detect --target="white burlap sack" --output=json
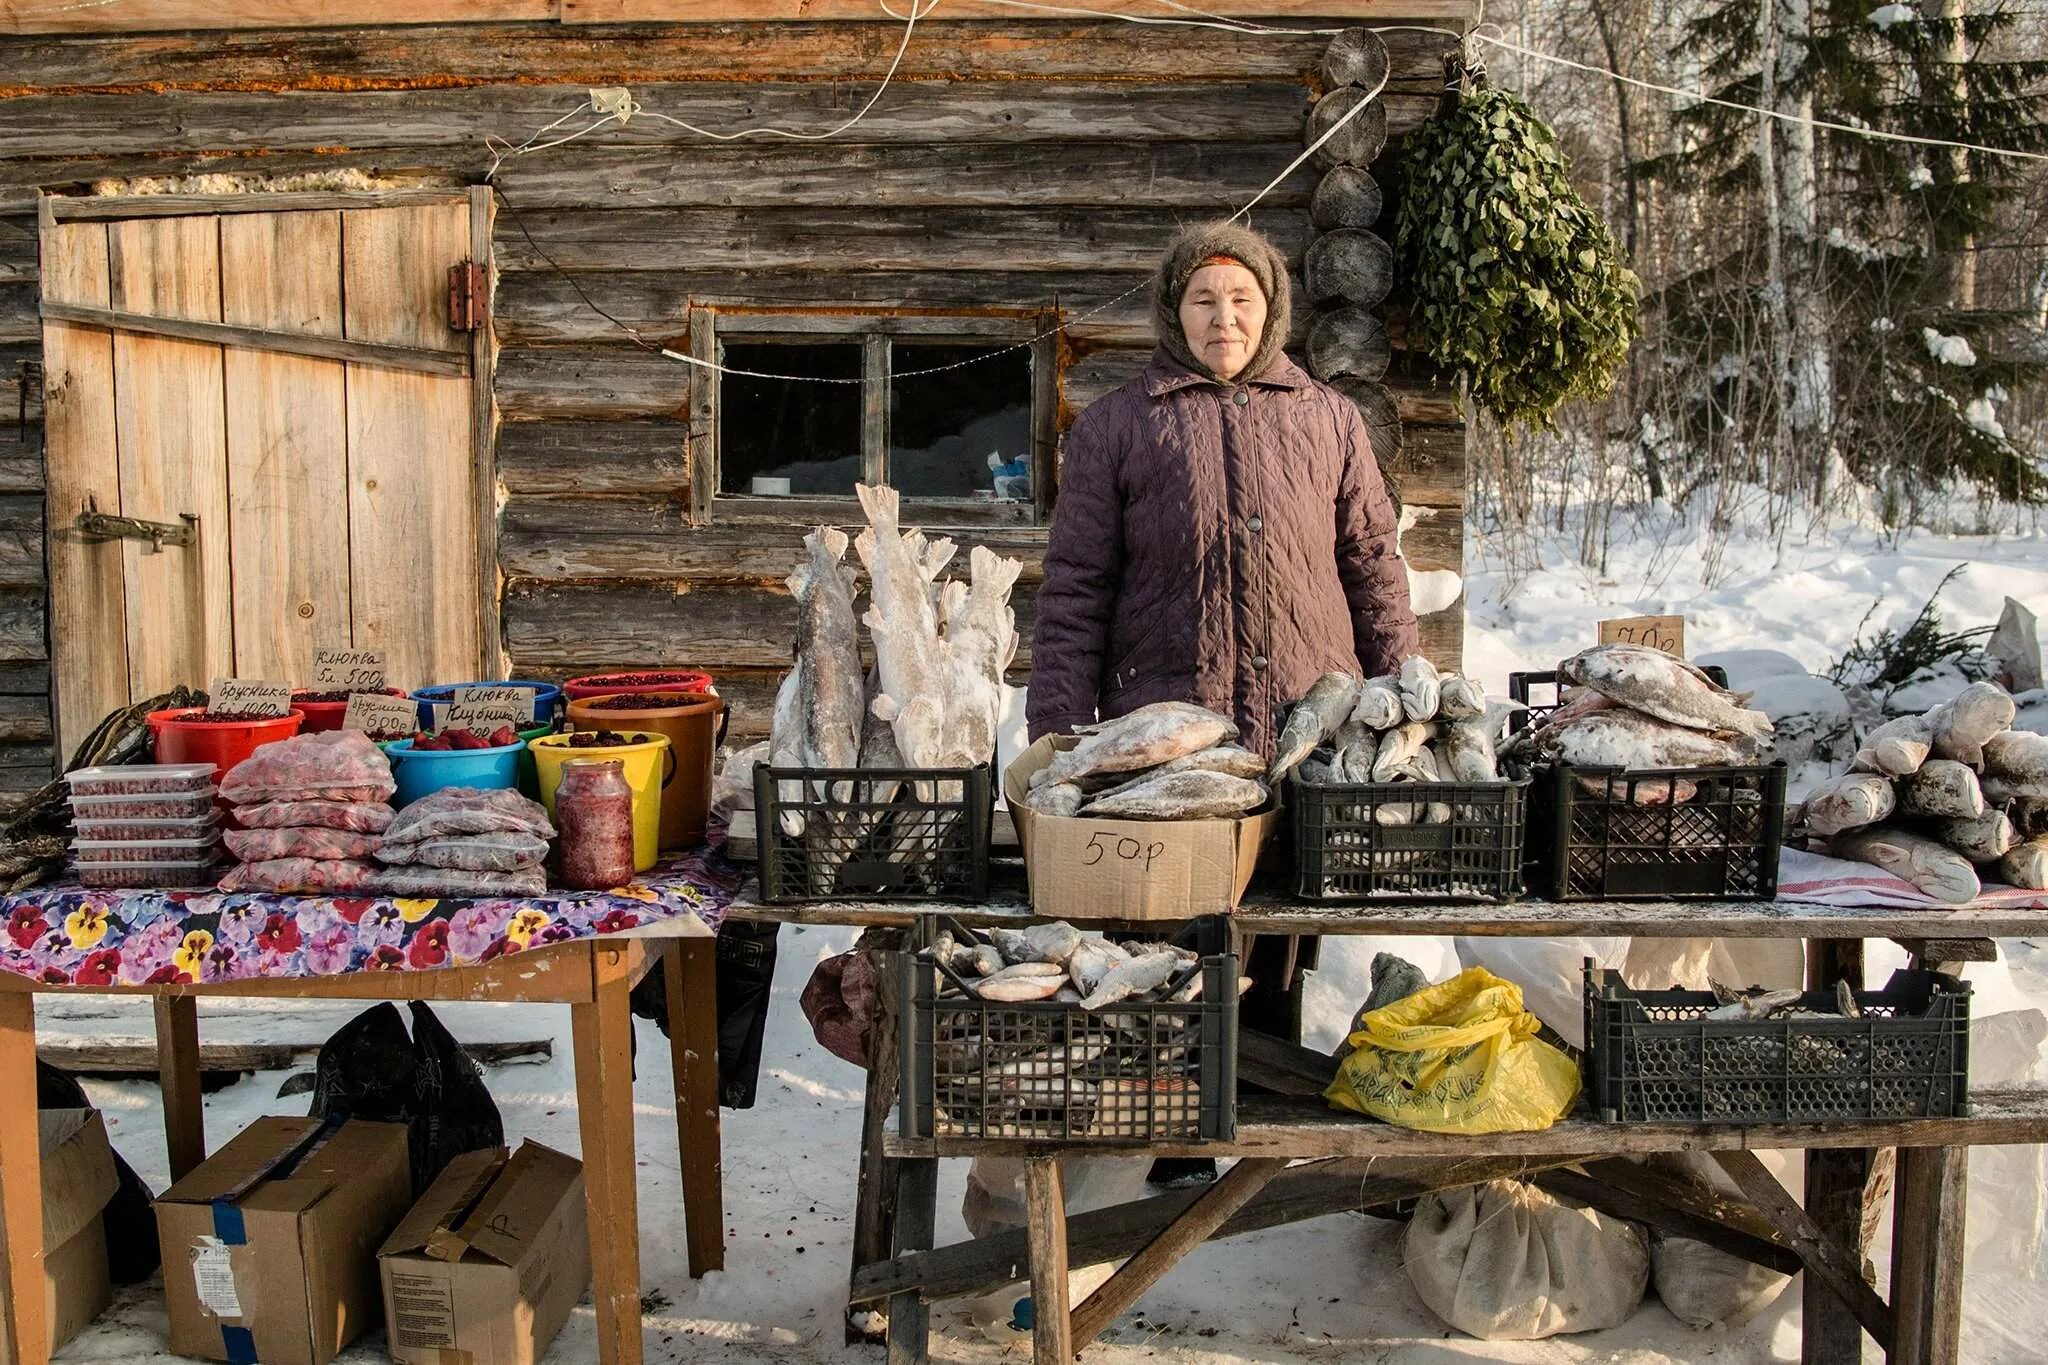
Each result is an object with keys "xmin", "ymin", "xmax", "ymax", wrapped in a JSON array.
[
  {"xmin": 1640, "ymin": 1152, "xmax": 1795, "ymax": 1329},
  {"xmin": 1403, "ymin": 1179, "xmax": 1650, "ymax": 1340}
]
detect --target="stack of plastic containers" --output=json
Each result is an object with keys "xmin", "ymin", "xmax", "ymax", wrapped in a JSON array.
[{"xmin": 65, "ymin": 763, "xmax": 223, "ymax": 888}]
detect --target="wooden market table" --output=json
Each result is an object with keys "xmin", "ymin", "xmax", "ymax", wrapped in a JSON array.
[
  {"xmin": 730, "ymin": 877, "xmax": 2048, "ymax": 1365},
  {"xmin": 0, "ymin": 917, "xmax": 726, "ymax": 1365}
]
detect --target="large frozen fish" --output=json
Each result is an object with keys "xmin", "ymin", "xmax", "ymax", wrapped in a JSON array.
[
  {"xmin": 1833, "ymin": 826, "xmax": 1981, "ymax": 905},
  {"xmin": 1080, "ymin": 952, "xmax": 1181, "ymax": 1010},
  {"xmin": 1853, "ymin": 714, "xmax": 1933, "ymax": 777},
  {"xmin": 1983, "ymin": 731, "xmax": 2048, "ymax": 799},
  {"xmin": 1270, "ymin": 673, "xmax": 1362, "ymax": 782},
  {"xmin": 1085, "ymin": 744, "xmax": 1268, "ymax": 807},
  {"xmin": 1067, "ymin": 938, "xmax": 1134, "ymax": 996},
  {"xmin": 1933, "ymin": 809, "xmax": 2016, "ymax": 862},
  {"xmin": 975, "ymin": 975, "xmax": 1065, "ymax": 1003},
  {"xmin": 855, "ymin": 483, "xmax": 950, "ymax": 768},
  {"xmin": 1371, "ymin": 720, "xmax": 1435, "ymax": 782},
  {"xmin": 769, "ymin": 667, "xmax": 807, "ymax": 837},
  {"xmin": 1398, "ymin": 656, "xmax": 1443, "ymax": 722},
  {"xmin": 1928, "ymin": 682, "xmax": 2017, "ymax": 767},
  {"xmin": 1437, "ymin": 675, "xmax": 1485, "ymax": 721},
  {"xmin": 1349, "ymin": 675, "xmax": 1405, "ymax": 731},
  {"xmin": 1442, "ymin": 701, "xmax": 1518, "ymax": 782},
  {"xmin": 1079, "ymin": 769, "xmax": 1267, "ymax": 820},
  {"xmin": 1543, "ymin": 707, "xmax": 1749, "ymax": 769},
  {"xmin": 1025, "ymin": 781, "xmax": 1086, "ymax": 817},
  {"xmin": 1999, "ymin": 837, "xmax": 2048, "ymax": 891},
  {"xmin": 1044, "ymin": 702, "xmax": 1239, "ymax": 787},
  {"xmin": 1800, "ymin": 772, "xmax": 1896, "ymax": 836},
  {"xmin": 1561, "ymin": 644, "xmax": 1773, "ymax": 739},
  {"xmin": 991, "ymin": 922, "xmax": 1083, "ymax": 966},
  {"xmin": 787, "ymin": 526, "xmax": 865, "ymax": 773},
  {"xmin": 937, "ymin": 544, "xmax": 1024, "ymax": 767},
  {"xmin": 1898, "ymin": 760, "xmax": 1985, "ymax": 820}
]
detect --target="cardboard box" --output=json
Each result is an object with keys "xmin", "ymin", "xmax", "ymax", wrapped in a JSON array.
[
  {"xmin": 378, "ymin": 1142, "xmax": 591, "ymax": 1365},
  {"xmin": 157, "ymin": 1117, "xmax": 411, "ymax": 1365},
  {"xmin": 1005, "ymin": 734, "xmax": 1279, "ymax": 920},
  {"xmin": 0, "ymin": 1110, "xmax": 119, "ymax": 1365}
]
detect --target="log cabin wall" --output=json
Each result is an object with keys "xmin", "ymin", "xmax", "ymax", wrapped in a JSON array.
[{"xmin": 0, "ymin": 5, "xmax": 1472, "ymax": 763}]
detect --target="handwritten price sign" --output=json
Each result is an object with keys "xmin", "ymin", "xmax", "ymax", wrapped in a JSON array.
[
  {"xmin": 1081, "ymin": 830, "xmax": 1169, "ymax": 871},
  {"xmin": 207, "ymin": 677, "xmax": 292, "ymax": 717},
  {"xmin": 443, "ymin": 700, "xmax": 526, "ymax": 733},
  {"xmin": 342, "ymin": 692, "xmax": 420, "ymax": 737},
  {"xmin": 311, "ymin": 647, "xmax": 387, "ymax": 691},
  {"xmin": 1598, "ymin": 614, "xmax": 1686, "ymax": 657}
]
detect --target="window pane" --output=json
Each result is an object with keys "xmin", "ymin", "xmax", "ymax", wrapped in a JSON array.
[
  {"xmin": 889, "ymin": 343, "xmax": 1033, "ymax": 501},
  {"xmin": 719, "ymin": 342, "xmax": 863, "ymax": 496}
]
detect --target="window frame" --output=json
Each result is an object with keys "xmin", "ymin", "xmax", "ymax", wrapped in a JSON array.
[{"xmin": 689, "ymin": 308, "xmax": 1058, "ymax": 527}]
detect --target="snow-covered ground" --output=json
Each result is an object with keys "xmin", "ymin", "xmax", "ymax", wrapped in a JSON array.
[{"xmin": 38, "ymin": 492, "xmax": 2048, "ymax": 1364}]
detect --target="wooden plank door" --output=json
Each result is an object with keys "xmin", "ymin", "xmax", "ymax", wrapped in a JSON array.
[{"xmin": 39, "ymin": 192, "xmax": 490, "ymax": 757}]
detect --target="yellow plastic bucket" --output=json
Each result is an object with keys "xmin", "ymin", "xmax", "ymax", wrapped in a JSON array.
[{"xmin": 529, "ymin": 731, "xmax": 672, "ymax": 871}]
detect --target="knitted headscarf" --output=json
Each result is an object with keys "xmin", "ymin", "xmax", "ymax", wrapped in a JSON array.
[{"xmin": 1153, "ymin": 221, "xmax": 1293, "ymax": 384}]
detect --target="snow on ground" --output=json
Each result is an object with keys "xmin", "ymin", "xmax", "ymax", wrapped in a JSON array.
[{"xmin": 37, "ymin": 491, "xmax": 2048, "ymax": 1364}]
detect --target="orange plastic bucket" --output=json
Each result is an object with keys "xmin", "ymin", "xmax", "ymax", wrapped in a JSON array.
[{"xmin": 565, "ymin": 691, "xmax": 726, "ymax": 849}]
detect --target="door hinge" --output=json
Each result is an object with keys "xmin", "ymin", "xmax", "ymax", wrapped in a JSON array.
[
  {"xmin": 75, "ymin": 497, "xmax": 197, "ymax": 552},
  {"xmin": 448, "ymin": 261, "xmax": 488, "ymax": 333}
]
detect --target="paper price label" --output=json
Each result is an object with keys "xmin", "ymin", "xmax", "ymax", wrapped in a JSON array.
[
  {"xmin": 311, "ymin": 647, "xmax": 387, "ymax": 691},
  {"xmin": 443, "ymin": 700, "xmax": 525, "ymax": 733},
  {"xmin": 207, "ymin": 677, "xmax": 292, "ymax": 717},
  {"xmin": 191, "ymin": 1238, "xmax": 244, "ymax": 1319},
  {"xmin": 454, "ymin": 685, "xmax": 534, "ymax": 708},
  {"xmin": 342, "ymin": 692, "xmax": 420, "ymax": 737},
  {"xmin": 1597, "ymin": 614, "xmax": 1686, "ymax": 657}
]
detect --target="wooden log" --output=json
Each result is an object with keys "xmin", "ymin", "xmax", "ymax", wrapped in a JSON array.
[
  {"xmin": 497, "ymin": 343, "xmax": 683, "ymax": 420},
  {"xmin": 886, "ymin": 1157, "xmax": 939, "ymax": 1365},
  {"xmin": 1307, "ymin": 87, "xmax": 1390, "ymax": 171},
  {"xmin": 0, "ymin": 155, "xmax": 461, "ymax": 215},
  {"xmin": 847, "ymin": 938, "xmax": 905, "ymax": 1342},
  {"xmin": 1, "ymin": 0, "xmax": 551, "ymax": 35},
  {"xmin": 1331, "ymin": 375, "xmax": 1405, "ymax": 461},
  {"xmin": 1888, "ymin": 1145, "xmax": 1967, "ymax": 1365},
  {"xmin": 489, "ymin": 141, "xmax": 1339, "ymax": 212},
  {"xmin": 0, "ymin": 661, "xmax": 47, "ymax": 694},
  {"xmin": 499, "ymin": 419, "xmax": 686, "ymax": 496},
  {"xmin": 0, "ymin": 590, "xmax": 46, "ymax": 661},
  {"xmin": 1712, "ymin": 1150, "xmax": 1893, "ymax": 1354},
  {"xmin": 0, "ymin": 22, "xmax": 1466, "ymax": 89},
  {"xmin": 1319, "ymin": 28, "xmax": 1393, "ymax": 93},
  {"xmin": 0, "ymin": 280, "xmax": 31, "ymax": 344},
  {"xmin": 561, "ymin": 0, "xmax": 1472, "ymax": 20},
  {"xmin": 0, "ymin": 82, "xmax": 1315, "ymax": 159},
  {"xmin": 1303, "ymin": 227, "xmax": 1393, "ymax": 308},
  {"xmin": 494, "ymin": 205, "xmax": 1312, "ymax": 276},
  {"xmin": 1310, "ymin": 166, "xmax": 1383, "ymax": 231},
  {"xmin": 1023, "ymin": 1159, "xmax": 1071, "ymax": 1365},
  {"xmin": 39, "ymin": 1036, "xmax": 552, "ymax": 1075},
  {"xmin": 1305, "ymin": 305, "xmax": 1390, "ymax": 383}
]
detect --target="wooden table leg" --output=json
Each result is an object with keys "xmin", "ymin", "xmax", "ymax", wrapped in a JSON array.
[
  {"xmin": 0, "ymin": 990, "xmax": 49, "ymax": 1365},
  {"xmin": 849, "ymin": 934, "xmax": 904, "ymax": 1342},
  {"xmin": 153, "ymin": 994, "xmax": 206, "ymax": 1179},
  {"xmin": 663, "ymin": 938, "xmax": 724, "ymax": 1277},
  {"xmin": 1888, "ymin": 1145, "xmax": 1968, "ymax": 1365},
  {"xmin": 1804, "ymin": 938, "xmax": 1877, "ymax": 1365},
  {"xmin": 885, "ymin": 1157, "xmax": 937, "ymax": 1365},
  {"xmin": 1025, "ymin": 1158, "xmax": 1072, "ymax": 1365},
  {"xmin": 575, "ymin": 951, "xmax": 643, "ymax": 1365}
]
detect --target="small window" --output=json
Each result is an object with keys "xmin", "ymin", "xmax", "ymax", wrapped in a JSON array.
[{"xmin": 704, "ymin": 315, "xmax": 1048, "ymax": 521}]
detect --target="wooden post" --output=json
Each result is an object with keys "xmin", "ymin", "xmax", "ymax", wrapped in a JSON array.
[
  {"xmin": 0, "ymin": 989, "xmax": 47, "ymax": 1365},
  {"xmin": 664, "ymin": 938, "xmax": 724, "ymax": 1278},
  {"xmin": 1889, "ymin": 1145, "xmax": 1968, "ymax": 1365},
  {"xmin": 885, "ymin": 1157, "xmax": 938, "ymax": 1365},
  {"xmin": 1024, "ymin": 1158, "xmax": 1072, "ymax": 1365},
  {"xmin": 573, "ymin": 949, "xmax": 644, "ymax": 1365},
  {"xmin": 848, "ymin": 936, "xmax": 904, "ymax": 1342},
  {"xmin": 1804, "ymin": 938, "xmax": 1877, "ymax": 1365},
  {"xmin": 153, "ymin": 995, "xmax": 206, "ymax": 1179}
]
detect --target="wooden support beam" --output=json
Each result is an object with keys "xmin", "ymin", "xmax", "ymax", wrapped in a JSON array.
[
  {"xmin": 1712, "ymin": 1150, "xmax": 1894, "ymax": 1355},
  {"xmin": 1802, "ymin": 938, "xmax": 1878, "ymax": 1365},
  {"xmin": 39, "ymin": 301, "xmax": 470, "ymax": 376},
  {"xmin": 1890, "ymin": 937, "xmax": 1997, "ymax": 964},
  {"xmin": 45, "ymin": 190, "xmax": 470, "ymax": 221},
  {"xmin": 1235, "ymin": 1027, "xmax": 1339, "ymax": 1096},
  {"xmin": 886, "ymin": 1158, "xmax": 938, "ymax": 1365},
  {"xmin": 40, "ymin": 1034, "xmax": 551, "ymax": 1076},
  {"xmin": 848, "ymin": 934, "xmax": 906, "ymax": 1343},
  {"xmin": 153, "ymin": 996, "xmax": 207, "ymax": 1181},
  {"xmin": 1888, "ymin": 1145, "xmax": 1968, "ymax": 1365},
  {"xmin": 1070, "ymin": 1157, "xmax": 1289, "ymax": 1348},
  {"xmin": 1024, "ymin": 1159, "xmax": 1071, "ymax": 1365},
  {"xmin": 1538, "ymin": 1160, "xmax": 1800, "ymax": 1277}
]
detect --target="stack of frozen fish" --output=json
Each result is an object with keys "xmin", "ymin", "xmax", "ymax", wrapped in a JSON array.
[{"xmin": 1024, "ymin": 701, "xmax": 1269, "ymax": 820}]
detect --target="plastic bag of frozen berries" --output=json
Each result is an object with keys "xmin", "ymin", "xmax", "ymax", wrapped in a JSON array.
[{"xmin": 220, "ymin": 731, "xmax": 396, "ymax": 806}]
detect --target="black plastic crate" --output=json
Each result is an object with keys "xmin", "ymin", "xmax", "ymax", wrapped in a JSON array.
[
  {"xmin": 1290, "ymin": 776, "xmax": 1531, "ymax": 901},
  {"xmin": 1527, "ymin": 760, "xmax": 1787, "ymax": 901},
  {"xmin": 1584, "ymin": 964, "xmax": 1971, "ymax": 1124},
  {"xmin": 753, "ymin": 764, "xmax": 992, "ymax": 903},
  {"xmin": 899, "ymin": 915, "xmax": 1237, "ymax": 1144}
]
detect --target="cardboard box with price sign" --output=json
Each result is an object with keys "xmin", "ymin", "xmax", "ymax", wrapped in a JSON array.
[{"xmin": 1006, "ymin": 735, "xmax": 1278, "ymax": 920}]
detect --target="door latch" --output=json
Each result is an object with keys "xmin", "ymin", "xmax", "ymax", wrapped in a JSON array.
[{"xmin": 75, "ymin": 498, "xmax": 196, "ymax": 552}]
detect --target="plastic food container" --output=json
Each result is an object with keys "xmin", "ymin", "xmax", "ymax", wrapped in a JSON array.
[
  {"xmin": 73, "ymin": 834, "xmax": 223, "ymax": 864},
  {"xmin": 562, "ymin": 670, "xmax": 715, "ymax": 702},
  {"xmin": 78, "ymin": 857, "xmax": 220, "ymax": 889},
  {"xmin": 410, "ymin": 681, "xmax": 563, "ymax": 730},
  {"xmin": 290, "ymin": 687, "xmax": 411, "ymax": 734},
  {"xmin": 148, "ymin": 708, "xmax": 306, "ymax": 779},
  {"xmin": 65, "ymin": 763, "xmax": 215, "ymax": 797},
  {"xmin": 529, "ymin": 732, "xmax": 670, "ymax": 871},
  {"xmin": 385, "ymin": 737, "xmax": 526, "ymax": 807},
  {"xmin": 68, "ymin": 789, "xmax": 220, "ymax": 821},
  {"xmin": 71, "ymin": 812, "xmax": 221, "ymax": 842}
]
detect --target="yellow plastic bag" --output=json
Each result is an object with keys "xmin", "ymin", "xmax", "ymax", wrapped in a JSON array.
[{"xmin": 1325, "ymin": 966, "xmax": 1580, "ymax": 1134}]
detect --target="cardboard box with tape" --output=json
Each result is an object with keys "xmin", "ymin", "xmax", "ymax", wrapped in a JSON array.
[
  {"xmin": 377, "ymin": 1141, "xmax": 591, "ymax": 1365},
  {"xmin": 156, "ymin": 1116, "xmax": 411, "ymax": 1365},
  {"xmin": 1005, "ymin": 735, "xmax": 1279, "ymax": 920},
  {"xmin": 0, "ymin": 1109, "xmax": 119, "ymax": 1365}
]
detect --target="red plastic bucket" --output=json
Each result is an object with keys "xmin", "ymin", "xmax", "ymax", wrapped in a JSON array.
[
  {"xmin": 563, "ymin": 670, "xmax": 715, "ymax": 701},
  {"xmin": 148, "ymin": 707, "xmax": 306, "ymax": 780},
  {"xmin": 290, "ymin": 687, "xmax": 410, "ymax": 733}
]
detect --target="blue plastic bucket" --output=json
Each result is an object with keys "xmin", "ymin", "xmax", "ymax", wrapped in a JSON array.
[
  {"xmin": 386, "ymin": 738, "xmax": 525, "ymax": 807},
  {"xmin": 410, "ymin": 680, "xmax": 563, "ymax": 730}
]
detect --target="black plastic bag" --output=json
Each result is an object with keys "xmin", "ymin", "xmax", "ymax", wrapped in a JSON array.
[
  {"xmin": 628, "ymin": 920, "xmax": 782, "ymax": 1109},
  {"xmin": 309, "ymin": 1002, "xmax": 502, "ymax": 1194},
  {"xmin": 407, "ymin": 1001, "xmax": 504, "ymax": 1190},
  {"xmin": 35, "ymin": 1060, "xmax": 160, "ymax": 1286}
]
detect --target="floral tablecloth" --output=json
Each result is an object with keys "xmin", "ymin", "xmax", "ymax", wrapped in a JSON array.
[{"xmin": 0, "ymin": 846, "xmax": 740, "ymax": 987}]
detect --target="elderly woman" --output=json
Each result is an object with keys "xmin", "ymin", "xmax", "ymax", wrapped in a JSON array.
[
  {"xmin": 1028, "ymin": 222, "xmax": 1420, "ymax": 1191},
  {"xmin": 1028, "ymin": 220, "xmax": 1419, "ymax": 755}
]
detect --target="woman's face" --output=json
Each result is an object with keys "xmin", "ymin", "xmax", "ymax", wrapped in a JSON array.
[{"xmin": 1178, "ymin": 262, "xmax": 1267, "ymax": 382}]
